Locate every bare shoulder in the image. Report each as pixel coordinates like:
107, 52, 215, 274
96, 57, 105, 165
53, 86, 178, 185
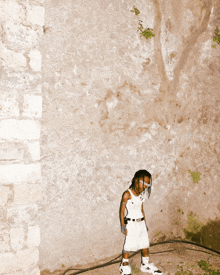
122, 190, 131, 201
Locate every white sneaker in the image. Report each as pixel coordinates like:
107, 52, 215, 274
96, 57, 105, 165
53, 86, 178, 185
119, 263, 132, 275
140, 262, 163, 274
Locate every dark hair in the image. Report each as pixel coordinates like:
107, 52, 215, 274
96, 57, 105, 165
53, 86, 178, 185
129, 169, 152, 198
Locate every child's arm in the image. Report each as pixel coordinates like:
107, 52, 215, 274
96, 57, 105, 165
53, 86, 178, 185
119, 191, 130, 234
141, 203, 145, 220
141, 203, 149, 231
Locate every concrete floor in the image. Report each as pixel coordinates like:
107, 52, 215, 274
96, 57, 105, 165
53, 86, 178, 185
41, 242, 220, 275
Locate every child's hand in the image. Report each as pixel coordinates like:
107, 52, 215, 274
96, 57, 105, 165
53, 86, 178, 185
121, 224, 127, 235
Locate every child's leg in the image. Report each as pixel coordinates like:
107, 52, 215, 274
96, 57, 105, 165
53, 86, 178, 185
141, 248, 149, 257
141, 248, 149, 265
122, 251, 129, 265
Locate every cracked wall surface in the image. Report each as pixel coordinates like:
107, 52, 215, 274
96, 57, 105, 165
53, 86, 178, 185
0, 0, 44, 274
39, 0, 220, 272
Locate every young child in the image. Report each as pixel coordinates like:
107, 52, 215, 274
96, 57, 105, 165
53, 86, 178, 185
119, 170, 163, 275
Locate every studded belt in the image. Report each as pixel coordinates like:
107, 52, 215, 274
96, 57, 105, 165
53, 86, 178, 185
125, 217, 145, 222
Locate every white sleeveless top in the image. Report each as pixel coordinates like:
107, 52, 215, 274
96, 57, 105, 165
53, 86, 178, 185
125, 189, 144, 219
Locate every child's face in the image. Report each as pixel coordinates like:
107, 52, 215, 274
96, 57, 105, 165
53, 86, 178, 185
135, 176, 150, 194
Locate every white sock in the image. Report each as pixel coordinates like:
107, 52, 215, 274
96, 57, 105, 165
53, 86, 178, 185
142, 256, 149, 264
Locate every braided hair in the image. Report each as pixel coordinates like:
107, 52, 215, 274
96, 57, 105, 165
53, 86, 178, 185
129, 169, 152, 199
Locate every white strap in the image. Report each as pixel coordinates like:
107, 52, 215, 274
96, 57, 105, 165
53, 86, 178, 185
128, 189, 133, 198
122, 258, 129, 263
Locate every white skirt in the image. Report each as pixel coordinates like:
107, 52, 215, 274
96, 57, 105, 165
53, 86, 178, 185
123, 220, 149, 252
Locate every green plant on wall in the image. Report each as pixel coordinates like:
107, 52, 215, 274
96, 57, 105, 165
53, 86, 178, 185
188, 169, 201, 183
130, 6, 155, 40
138, 21, 155, 40
130, 5, 140, 15
212, 27, 220, 47
177, 207, 184, 214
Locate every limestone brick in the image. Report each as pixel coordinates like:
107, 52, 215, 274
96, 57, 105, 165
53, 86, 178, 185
0, 163, 41, 184
0, 252, 15, 274
28, 49, 42, 72
7, 205, 38, 225
27, 141, 41, 161
0, 70, 42, 92
27, 225, 40, 247
0, 185, 10, 206
0, 142, 23, 161
10, 227, 25, 251
15, 248, 39, 271
0, 248, 39, 273
0, 226, 10, 253
5, 269, 38, 275
29, 266, 41, 275
2, 21, 42, 51
0, 1, 25, 23
5, 272, 24, 275
0, 92, 19, 118
29, 0, 44, 5
0, 208, 6, 223
0, 44, 26, 69
0, 119, 40, 140
22, 95, 42, 118
26, 6, 45, 26
14, 184, 42, 204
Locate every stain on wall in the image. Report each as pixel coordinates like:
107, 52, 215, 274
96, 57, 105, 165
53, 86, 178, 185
184, 212, 220, 252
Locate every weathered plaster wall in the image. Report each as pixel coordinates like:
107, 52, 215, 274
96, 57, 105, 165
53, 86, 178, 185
39, 0, 220, 271
0, 0, 44, 274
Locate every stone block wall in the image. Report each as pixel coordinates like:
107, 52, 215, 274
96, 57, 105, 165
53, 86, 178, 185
0, 0, 44, 274
1, 0, 218, 273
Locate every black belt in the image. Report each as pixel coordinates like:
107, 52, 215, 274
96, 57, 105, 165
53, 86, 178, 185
125, 217, 145, 222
